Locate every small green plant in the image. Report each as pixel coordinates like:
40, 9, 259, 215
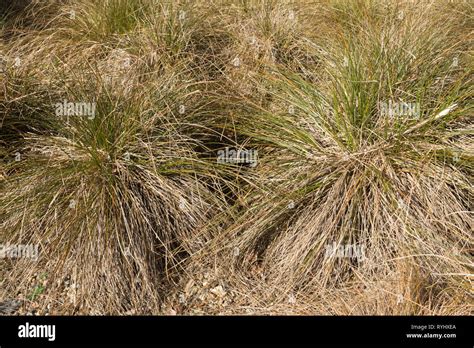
28, 285, 45, 301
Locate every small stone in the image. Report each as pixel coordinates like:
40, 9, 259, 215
232, 57, 240, 67
210, 285, 226, 298
0, 299, 21, 314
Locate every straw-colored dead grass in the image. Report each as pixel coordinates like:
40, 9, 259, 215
1, 0, 472, 315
